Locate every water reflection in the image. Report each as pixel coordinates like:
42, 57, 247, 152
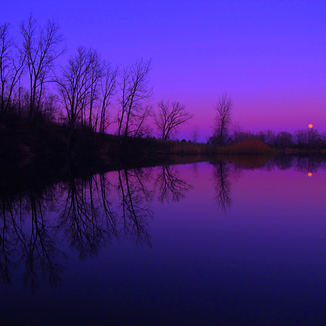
212, 162, 232, 212
264, 155, 326, 173
117, 169, 153, 247
23, 188, 65, 291
0, 155, 326, 291
58, 176, 108, 260
0, 163, 195, 289
155, 165, 193, 203
0, 185, 65, 292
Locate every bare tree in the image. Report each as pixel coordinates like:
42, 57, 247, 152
20, 14, 64, 120
275, 131, 293, 148
0, 23, 25, 115
117, 58, 153, 138
295, 128, 321, 149
56, 47, 103, 131
40, 92, 59, 122
129, 104, 152, 138
214, 92, 232, 145
265, 129, 276, 146
99, 64, 118, 134
155, 100, 193, 140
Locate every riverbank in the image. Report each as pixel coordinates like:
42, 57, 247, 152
0, 115, 274, 163
1, 115, 326, 168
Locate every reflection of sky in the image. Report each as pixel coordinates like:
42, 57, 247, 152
235, 169, 326, 224
1, 162, 326, 324
1, 1, 326, 140
148, 162, 326, 324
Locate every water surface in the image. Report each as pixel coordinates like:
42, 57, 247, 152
1, 156, 326, 325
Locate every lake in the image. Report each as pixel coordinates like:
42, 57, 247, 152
1, 155, 326, 325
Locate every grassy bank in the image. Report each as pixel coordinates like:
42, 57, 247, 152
0, 114, 293, 167
115, 137, 275, 156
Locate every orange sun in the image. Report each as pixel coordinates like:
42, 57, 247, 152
308, 124, 313, 128
308, 172, 313, 177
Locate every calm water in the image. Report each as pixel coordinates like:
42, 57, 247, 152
1, 156, 326, 325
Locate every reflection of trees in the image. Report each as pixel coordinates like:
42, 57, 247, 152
0, 187, 65, 292
211, 155, 326, 214
155, 166, 193, 203
295, 156, 326, 174
117, 169, 153, 247
57, 166, 155, 256
2, 155, 326, 292
265, 155, 326, 174
97, 173, 118, 239
0, 165, 157, 291
0, 164, 189, 290
213, 162, 232, 213
58, 176, 107, 260
22, 189, 65, 291
274, 155, 295, 170
0, 195, 20, 285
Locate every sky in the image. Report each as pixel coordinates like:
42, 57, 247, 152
1, 0, 326, 141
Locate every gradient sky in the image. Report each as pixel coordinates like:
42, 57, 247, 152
1, 0, 326, 141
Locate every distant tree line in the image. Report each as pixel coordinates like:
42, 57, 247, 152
210, 125, 326, 150
210, 92, 326, 149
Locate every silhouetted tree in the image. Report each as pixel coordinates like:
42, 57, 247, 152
214, 92, 232, 145
295, 128, 321, 149
155, 100, 193, 140
0, 23, 25, 115
20, 14, 64, 120
117, 58, 153, 138
40, 92, 59, 122
264, 129, 276, 146
99, 65, 118, 133
275, 131, 293, 148
57, 47, 103, 131
254, 130, 276, 147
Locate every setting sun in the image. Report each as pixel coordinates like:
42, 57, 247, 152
308, 124, 313, 128
308, 172, 313, 177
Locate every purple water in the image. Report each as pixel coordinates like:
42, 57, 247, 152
1, 157, 326, 325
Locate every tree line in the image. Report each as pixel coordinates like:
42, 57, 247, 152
2, 15, 324, 150
211, 92, 326, 149
0, 15, 193, 142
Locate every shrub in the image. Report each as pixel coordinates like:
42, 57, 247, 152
225, 138, 273, 154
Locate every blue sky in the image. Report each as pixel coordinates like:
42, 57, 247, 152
1, 0, 326, 140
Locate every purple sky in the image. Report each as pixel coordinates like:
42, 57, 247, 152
1, 0, 326, 141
